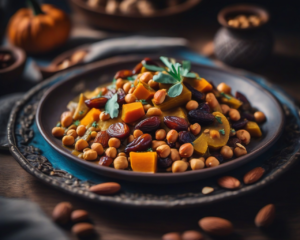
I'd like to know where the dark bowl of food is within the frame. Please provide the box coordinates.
[0,46,26,86]
[69,0,202,31]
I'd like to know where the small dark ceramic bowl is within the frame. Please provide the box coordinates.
[218,4,269,31]
[0,46,26,85]
[36,56,284,184]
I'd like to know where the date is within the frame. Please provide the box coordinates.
[135,116,161,133]
[107,122,130,140]
[125,134,152,153]
[94,131,110,148]
[163,116,189,131]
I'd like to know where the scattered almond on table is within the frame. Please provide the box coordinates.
[255,204,276,227]
[244,166,265,184]
[217,176,240,189]
[52,201,73,225]
[89,182,121,195]
[199,216,233,236]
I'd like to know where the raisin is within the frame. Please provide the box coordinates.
[163,116,189,131]
[84,97,108,109]
[94,131,110,148]
[211,151,224,163]
[241,112,255,121]
[178,131,196,144]
[227,137,241,148]
[114,70,134,79]
[166,141,176,148]
[157,157,173,169]
[99,156,113,166]
[125,134,152,153]
[198,102,210,113]
[236,91,251,111]
[135,116,161,133]
[117,88,126,105]
[231,119,248,130]
[107,122,130,140]
[188,109,215,125]
[183,82,205,102]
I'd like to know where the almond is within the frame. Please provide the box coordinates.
[202,187,214,195]
[52,202,73,225]
[243,167,265,184]
[182,230,204,240]
[217,176,240,189]
[72,222,95,237]
[255,204,276,227]
[71,209,89,223]
[162,232,181,240]
[199,217,233,236]
[89,182,121,195]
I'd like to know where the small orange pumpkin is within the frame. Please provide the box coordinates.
[8,0,71,54]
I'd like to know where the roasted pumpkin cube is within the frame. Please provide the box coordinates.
[220,95,243,109]
[130,152,157,173]
[80,108,101,126]
[121,102,145,123]
[184,77,212,93]
[133,82,155,100]
[193,112,230,155]
[73,93,90,120]
[245,121,262,137]
[153,84,191,111]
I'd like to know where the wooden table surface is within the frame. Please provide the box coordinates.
[1,23,300,240]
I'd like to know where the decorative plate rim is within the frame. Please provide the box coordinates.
[7,55,300,208]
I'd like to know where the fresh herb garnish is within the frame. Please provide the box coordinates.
[147,148,153,152]
[219,129,225,135]
[220,92,232,100]
[79,110,84,115]
[150,56,197,98]
[139,99,148,105]
[92,121,98,128]
[215,116,222,124]
[73,120,80,126]
[127,76,136,81]
[105,93,119,119]
[56,122,61,127]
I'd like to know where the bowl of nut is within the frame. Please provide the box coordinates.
[69,0,202,31]
[214,4,273,67]
[36,55,284,183]
[0,46,26,86]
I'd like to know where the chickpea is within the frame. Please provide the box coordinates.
[190,123,201,135]
[166,129,178,143]
[186,100,199,111]
[89,126,96,132]
[217,82,232,94]
[155,129,166,140]
[83,148,91,152]
[83,149,98,161]
[125,94,136,103]
[205,156,220,168]
[170,148,180,161]
[236,130,251,145]
[220,146,233,160]
[179,143,194,158]
[105,147,117,158]
[75,139,89,151]
[100,112,111,121]
[146,107,162,116]
[234,146,247,157]
[128,135,134,143]
[91,143,104,155]
[153,89,167,105]
[143,104,152,112]
[156,145,171,158]
[78,153,83,159]
[199,157,205,163]
[116,78,125,89]
[139,72,152,84]
[52,127,65,137]
[76,125,86,137]
[229,109,241,121]
[132,130,142,139]
[172,160,188,173]
[108,138,121,148]
[66,129,77,138]
[254,111,266,123]
[118,152,127,157]
[210,130,220,139]
[190,158,205,170]
[114,156,128,170]
[61,111,73,128]
[148,80,159,89]
[206,93,221,112]
[152,140,167,150]
[128,87,136,94]
[221,104,231,115]
[62,135,75,146]
[89,131,97,138]
[123,82,132,94]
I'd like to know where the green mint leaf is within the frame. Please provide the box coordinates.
[92,121,98,128]
[168,83,183,98]
[73,120,80,126]
[147,148,153,152]
[126,76,135,81]
[56,122,61,127]
[220,92,232,99]
[153,72,178,84]
[219,129,225,135]
[142,62,165,72]
[79,110,84,115]
[139,99,148,105]
[160,56,173,70]
[105,93,119,119]
[182,60,191,72]
[215,116,222,124]
[183,72,197,78]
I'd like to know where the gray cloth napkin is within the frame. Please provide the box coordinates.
[0,197,68,240]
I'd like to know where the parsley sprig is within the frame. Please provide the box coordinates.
[143,56,197,98]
